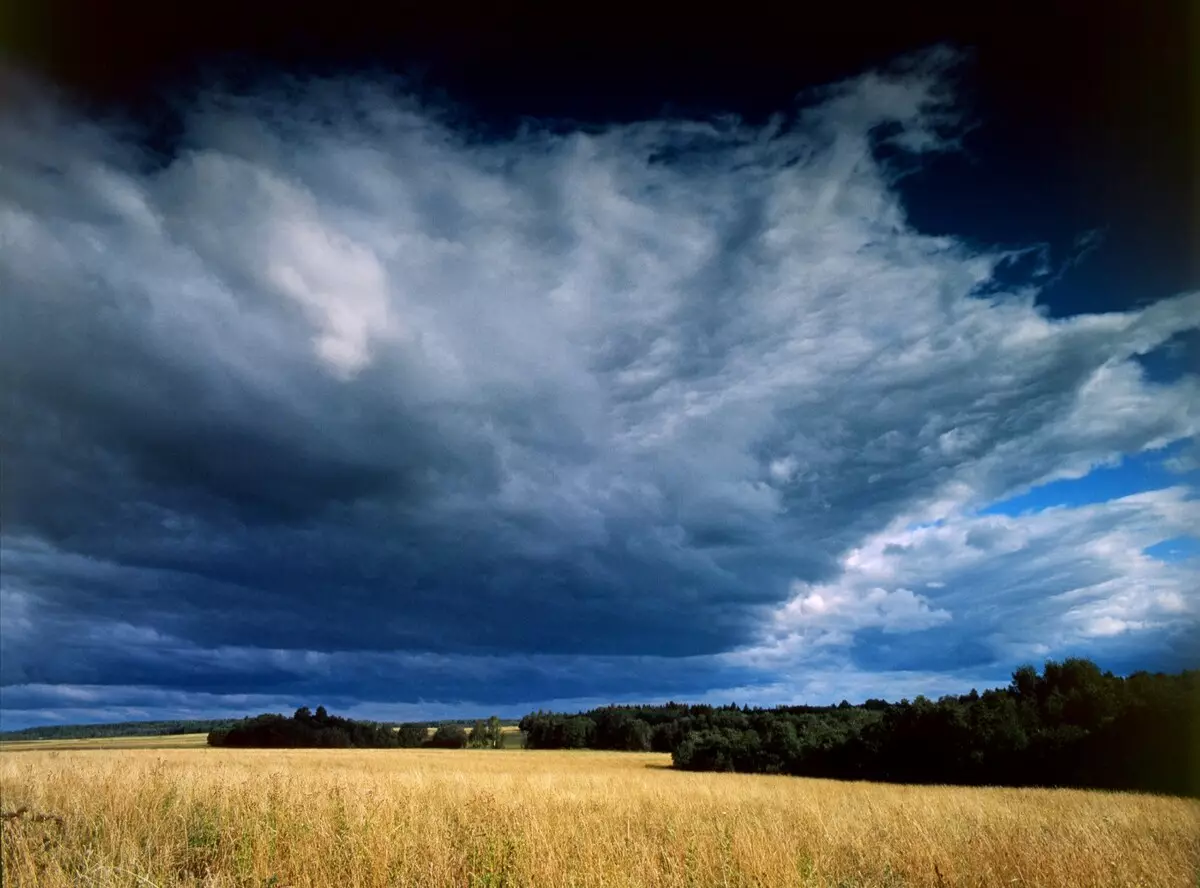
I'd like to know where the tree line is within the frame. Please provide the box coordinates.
[519,660,1199,796]
[206,707,510,749]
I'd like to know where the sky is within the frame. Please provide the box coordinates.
[1,2,1197,729]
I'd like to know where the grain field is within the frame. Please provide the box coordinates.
[2,746,1197,887]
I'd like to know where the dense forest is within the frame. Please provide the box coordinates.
[206,707,510,749]
[520,660,1199,796]
[0,719,239,741]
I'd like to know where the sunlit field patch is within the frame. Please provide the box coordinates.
[2,745,1197,887]
[0,734,210,753]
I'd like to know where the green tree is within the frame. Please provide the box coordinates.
[428,724,469,749]
[396,723,428,748]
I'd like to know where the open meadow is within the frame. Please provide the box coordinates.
[2,744,1197,888]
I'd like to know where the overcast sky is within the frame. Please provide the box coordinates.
[1,1,1197,729]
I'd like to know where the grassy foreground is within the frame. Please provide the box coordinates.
[2,747,1197,887]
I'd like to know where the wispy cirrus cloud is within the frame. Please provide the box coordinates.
[0,49,1196,728]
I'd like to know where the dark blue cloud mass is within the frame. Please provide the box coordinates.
[1,49,1197,729]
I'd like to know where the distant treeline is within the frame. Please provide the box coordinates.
[0,719,239,741]
[520,660,1199,796]
[0,715,518,745]
[207,707,510,749]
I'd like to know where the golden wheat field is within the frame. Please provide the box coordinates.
[2,745,1197,888]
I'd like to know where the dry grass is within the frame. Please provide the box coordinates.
[2,746,1197,887]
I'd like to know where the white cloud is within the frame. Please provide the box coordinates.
[776,582,951,637]
[734,487,1199,677]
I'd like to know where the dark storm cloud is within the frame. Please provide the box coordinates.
[0,599,762,704]
[1,50,1197,726]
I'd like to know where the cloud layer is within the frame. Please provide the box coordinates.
[1,51,1197,727]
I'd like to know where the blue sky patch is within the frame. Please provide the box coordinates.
[1143,536,1200,563]
[982,440,1194,517]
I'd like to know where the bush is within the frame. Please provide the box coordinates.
[427,724,469,749]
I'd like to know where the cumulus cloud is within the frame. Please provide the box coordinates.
[735,487,1198,683]
[1,50,1197,726]
[775,582,951,642]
